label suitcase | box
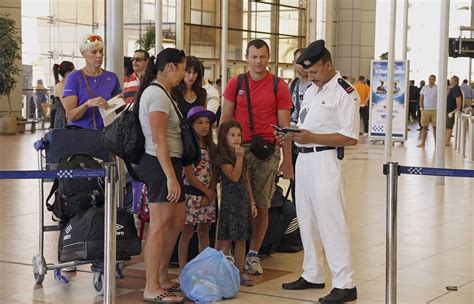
[58,207,142,262]
[259,184,298,255]
[44,128,111,165]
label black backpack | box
[46,154,104,222]
[58,207,142,262]
[102,103,145,180]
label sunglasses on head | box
[84,35,103,44]
[132,57,147,62]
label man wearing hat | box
[280,40,359,303]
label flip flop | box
[165,281,181,292]
[143,291,184,303]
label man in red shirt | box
[221,39,293,275]
[123,49,149,104]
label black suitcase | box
[58,207,142,262]
[259,184,298,255]
[44,128,111,165]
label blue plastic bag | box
[180,247,240,302]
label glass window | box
[279,7,301,36]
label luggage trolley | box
[32,128,126,295]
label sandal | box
[240,274,255,287]
[143,291,184,303]
[164,281,181,292]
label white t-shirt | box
[420,85,438,110]
[203,82,220,114]
[139,81,183,157]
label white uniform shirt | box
[297,72,360,148]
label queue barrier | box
[0,166,117,304]
[383,163,474,304]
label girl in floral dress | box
[178,106,218,270]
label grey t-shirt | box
[139,81,183,158]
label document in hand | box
[99,95,126,126]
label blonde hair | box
[80,34,104,54]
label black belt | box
[297,146,336,153]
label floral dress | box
[183,148,216,224]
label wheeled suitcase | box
[44,128,111,165]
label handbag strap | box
[149,82,185,125]
[243,74,255,135]
[80,69,97,129]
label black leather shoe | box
[318,287,357,303]
[282,277,325,290]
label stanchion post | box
[104,163,117,303]
[384,162,399,304]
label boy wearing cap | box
[280,40,359,303]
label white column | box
[155,0,162,53]
[307,0,317,42]
[401,0,409,60]
[175,0,184,49]
[105,0,124,86]
[435,0,450,185]
[221,0,228,92]
[385,0,397,157]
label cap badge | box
[304,60,311,66]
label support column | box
[155,0,162,53]
[176,0,184,49]
[385,0,397,157]
[105,0,124,86]
[221,0,228,91]
[435,0,450,185]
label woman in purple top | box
[63,33,122,129]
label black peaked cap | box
[296,40,327,69]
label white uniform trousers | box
[295,149,354,289]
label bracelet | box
[251,202,256,206]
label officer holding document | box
[278,40,360,304]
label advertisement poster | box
[369,60,408,141]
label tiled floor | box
[0,121,472,303]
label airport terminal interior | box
[0,0,474,303]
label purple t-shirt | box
[63,69,122,129]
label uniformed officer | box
[280,40,359,303]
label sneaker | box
[245,255,263,275]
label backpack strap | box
[272,74,280,98]
[234,73,246,110]
[45,179,59,212]
[289,78,299,95]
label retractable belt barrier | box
[383,162,474,304]
[0,169,106,180]
[0,166,117,304]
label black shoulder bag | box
[150,83,201,167]
[243,74,275,160]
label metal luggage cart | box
[32,129,125,296]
